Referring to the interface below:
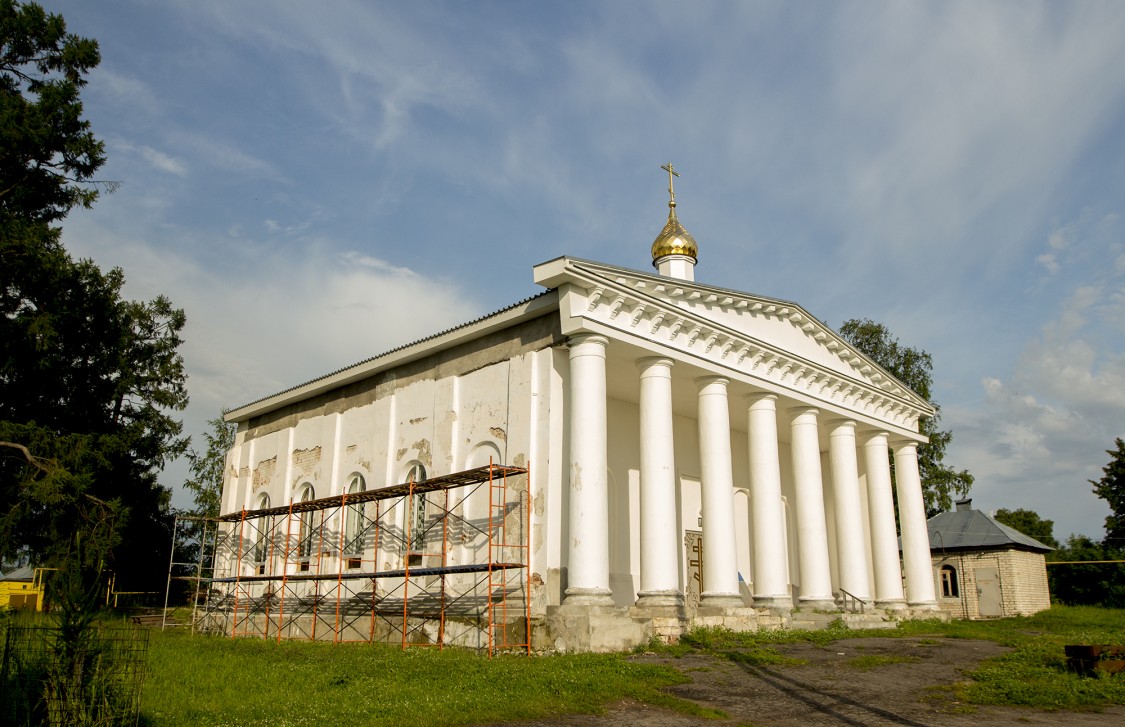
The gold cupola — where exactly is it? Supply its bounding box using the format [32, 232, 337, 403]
[651, 162, 698, 280]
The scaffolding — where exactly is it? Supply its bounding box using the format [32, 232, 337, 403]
[162, 514, 220, 631]
[190, 462, 530, 656]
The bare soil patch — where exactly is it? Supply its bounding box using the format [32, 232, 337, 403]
[490, 637, 1125, 726]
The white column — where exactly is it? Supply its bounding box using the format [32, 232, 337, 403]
[636, 357, 682, 606]
[696, 376, 742, 606]
[827, 419, 871, 602]
[893, 441, 938, 608]
[863, 432, 906, 609]
[565, 334, 613, 605]
[788, 408, 836, 609]
[746, 394, 791, 608]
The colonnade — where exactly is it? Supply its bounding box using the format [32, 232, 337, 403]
[564, 334, 937, 611]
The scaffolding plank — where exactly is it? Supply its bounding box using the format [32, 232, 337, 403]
[203, 562, 525, 584]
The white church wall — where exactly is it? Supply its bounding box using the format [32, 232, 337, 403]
[734, 488, 752, 592]
[777, 441, 800, 595]
[606, 397, 640, 607]
[821, 449, 840, 595]
[856, 462, 877, 602]
[544, 347, 569, 606]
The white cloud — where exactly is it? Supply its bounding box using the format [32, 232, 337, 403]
[169, 132, 281, 178]
[93, 68, 162, 117]
[947, 279, 1125, 538]
[139, 147, 188, 177]
[59, 210, 482, 508]
[1036, 253, 1060, 275]
[108, 139, 188, 177]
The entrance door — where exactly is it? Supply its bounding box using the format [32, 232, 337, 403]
[975, 567, 1002, 617]
[684, 531, 703, 609]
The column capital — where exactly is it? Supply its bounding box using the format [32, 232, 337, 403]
[744, 392, 778, 407]
[786, 405, 820, 419]
[889, 438, 922, 453]
[861, 430, 891, 446]
[567, 333, 609, 351]
[825, 417, 857, 433]
[636, 356, 675, 373]
[694, 375, 730, 391]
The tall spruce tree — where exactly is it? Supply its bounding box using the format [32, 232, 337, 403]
[1091, 437, 1125, 547]
[1, 1, 187, 592]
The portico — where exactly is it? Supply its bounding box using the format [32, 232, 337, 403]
[558, 323, 938, 615]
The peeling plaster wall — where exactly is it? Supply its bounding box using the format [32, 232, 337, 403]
[240, 315, 563, 439]
[218, 314, 563, 612]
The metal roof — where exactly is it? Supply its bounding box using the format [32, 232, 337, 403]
[0, 565, 35, 581]
[927, 507, 1053, 553]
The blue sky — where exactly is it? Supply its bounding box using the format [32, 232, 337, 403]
[46, 1, 1125, 541]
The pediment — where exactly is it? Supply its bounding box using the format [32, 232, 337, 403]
[534, 257, 933, 430]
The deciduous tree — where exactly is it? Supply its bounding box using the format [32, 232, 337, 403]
[839, 319, 973, 514]
[1, 2, 186, 592]
[184, 412, 236, 521]
[993, 507, 1059, 548]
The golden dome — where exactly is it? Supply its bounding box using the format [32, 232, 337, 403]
[651, 204, 698, 262]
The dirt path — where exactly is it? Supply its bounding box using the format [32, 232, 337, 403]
[492, 637, 1125, 726]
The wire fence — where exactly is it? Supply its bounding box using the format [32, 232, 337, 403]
[0, 624, 149, 727]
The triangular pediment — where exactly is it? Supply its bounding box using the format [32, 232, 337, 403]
[534, 257, 933, 430]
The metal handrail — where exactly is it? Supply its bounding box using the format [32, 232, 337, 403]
[838, 588, 868, 614]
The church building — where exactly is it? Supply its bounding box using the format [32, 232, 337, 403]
[215, 166, 940, 651]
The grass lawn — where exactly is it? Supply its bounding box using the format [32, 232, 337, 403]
[140, 629, 720, 726]
[8, 604, 1116, 724]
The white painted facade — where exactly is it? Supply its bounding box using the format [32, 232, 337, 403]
[219, 239, 941, 649]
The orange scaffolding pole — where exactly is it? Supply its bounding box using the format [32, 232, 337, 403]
[230, 510, 247, 638]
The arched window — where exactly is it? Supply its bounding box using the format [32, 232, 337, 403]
[940, 564, 959, 598]
[296, 484, 315, 567]
[343, 474, 366, 564]
[253, 493, 271, 574]
[405, 464, 426, 561]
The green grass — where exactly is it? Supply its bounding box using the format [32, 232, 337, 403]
[844, 654, 920, 670]
[892, 606, 1125, 709]
[140, 630, 724, 726]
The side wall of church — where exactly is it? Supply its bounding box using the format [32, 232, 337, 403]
[217, 314, 566, 614]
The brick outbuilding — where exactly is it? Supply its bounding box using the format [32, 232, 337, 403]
[926, 499, 1053, 619]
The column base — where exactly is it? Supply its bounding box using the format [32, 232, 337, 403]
[700, 592, 745, 608]
[564, 588, 615, 606]
[907, 600, 939, 611]
[752, 594, 793, 609]
[636, 590, 684, 607]
[797, 597, 838, 612]
[875, 598, 908, 611]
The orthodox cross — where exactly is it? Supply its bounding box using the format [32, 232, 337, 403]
[661, 162, 679, 207]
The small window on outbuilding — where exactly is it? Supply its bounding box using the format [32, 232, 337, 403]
[940, 564, 959, 598]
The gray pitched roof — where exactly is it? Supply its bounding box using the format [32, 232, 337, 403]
[0, 565, 35, 581]
[926, 508, 1053, 553]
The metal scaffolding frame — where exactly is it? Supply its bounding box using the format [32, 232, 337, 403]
[191, 462, 530, 655]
